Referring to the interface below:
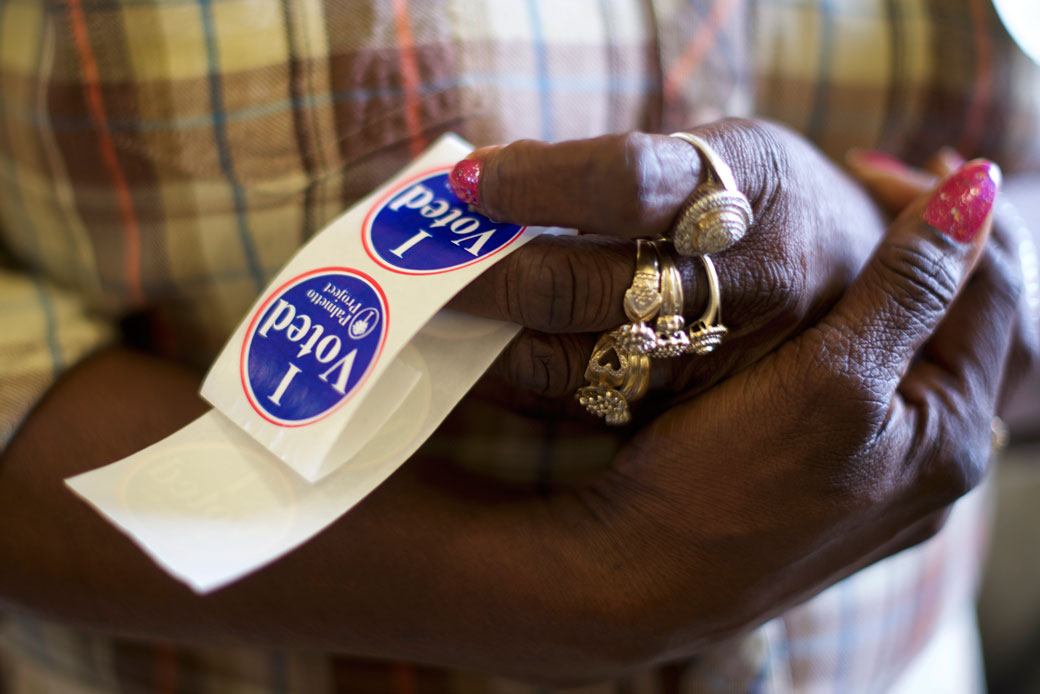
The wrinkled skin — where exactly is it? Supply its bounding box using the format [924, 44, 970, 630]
[1, 118, 1033, 685]
[452, 119, 885, 412]
[451, 118, 1034, 422]
[433, 117, 1032, 664]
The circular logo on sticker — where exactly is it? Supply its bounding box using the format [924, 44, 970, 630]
[240, 268, 388, 426]
[362, 168, 525, 274]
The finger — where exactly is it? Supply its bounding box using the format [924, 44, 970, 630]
[491, 326, 717, 402]
[992, 199, 1040, 409]
[815, 159, 1002, 394]
[452, 235, 704, 399]
[452, 222, 853, 400]
[449, 234, 635, 333]
[924, 146, 966, 178]
[845, 148, 936, 215]
[847, 147, 967, 217]
[448, 133, 703, 238]
[898, 236, 1020, 496]
[468, 371, 593, 421]
[447, 121, 784, 240]
[492, 331, 598, 398]
[452, 234, 746, 335]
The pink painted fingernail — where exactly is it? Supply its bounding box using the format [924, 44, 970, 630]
[846, 148, 909, 174]
[449, 158, 482, 205]
[923, 159, 1002, 243]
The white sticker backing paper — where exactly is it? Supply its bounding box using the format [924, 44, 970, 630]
[67, 134, 560, 593]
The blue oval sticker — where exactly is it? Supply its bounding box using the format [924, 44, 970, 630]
[240, 269, 388, 426]
[363, 169, 524, 274]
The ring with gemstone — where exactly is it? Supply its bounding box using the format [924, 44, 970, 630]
[615, 239, 663, 355]
[669, 131, 753, 256]
[650, 241, 691, 357]
[686, 254, 728, 355]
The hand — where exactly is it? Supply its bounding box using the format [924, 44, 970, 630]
[847, 146, 1040, 412]
[0, 159, 1022, 686]
[538, 156, 1018, 664]
[448, 119, 886, 413]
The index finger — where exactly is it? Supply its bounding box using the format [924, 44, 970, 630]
[813, 160, 1001, 391]
[448, 133, 703, 238]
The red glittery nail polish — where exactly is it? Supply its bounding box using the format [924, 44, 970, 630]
[449, 158, 481, 206]
[923, 159, 1002, 243]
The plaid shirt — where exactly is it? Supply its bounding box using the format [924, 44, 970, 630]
[0, 0, 1037, 691]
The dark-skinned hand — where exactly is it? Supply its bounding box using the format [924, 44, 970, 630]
[2, 119, 1032, 685]
[450, 119, 884, 414]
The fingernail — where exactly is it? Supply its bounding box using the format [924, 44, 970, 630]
[449, 158, 482, 205]
[923, 159, 1002, 243]
[846, 148, 909, 174]
[936, 146, 966, 171]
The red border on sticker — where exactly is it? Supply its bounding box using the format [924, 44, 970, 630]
[238, 266, 390, 428]
[361, 165, 527, 275]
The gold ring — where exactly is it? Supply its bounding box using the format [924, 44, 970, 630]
[686, 254, 728, 355]
[651, 241, 691, 357]
[619, 338, 651, 404]
[576, 329, 650, 425]
[616, 239, 663, 355]
[669, 132, 753, 256]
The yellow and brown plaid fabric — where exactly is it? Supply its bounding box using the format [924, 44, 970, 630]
[1, 0, 1037, 691]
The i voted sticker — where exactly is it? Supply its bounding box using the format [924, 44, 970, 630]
[363, 168, 525, 274]
[240, 268, 388, 426]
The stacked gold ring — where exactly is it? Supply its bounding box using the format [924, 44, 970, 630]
[577, 133, 745, 425]
[616, 239, 663, 355]
[686, 254, 728, 355]
[576, 329, 651, 425]
[576, 241, 730, 424]
[651, 243, 691, 357]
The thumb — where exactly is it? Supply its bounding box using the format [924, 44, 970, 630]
[845, 148, 937, 215]
[817, 159, 1002, 386]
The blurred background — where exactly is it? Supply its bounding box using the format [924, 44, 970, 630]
[977, 171, 1040, 694]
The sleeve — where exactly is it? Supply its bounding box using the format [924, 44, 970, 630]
[0, 264, 116, 451]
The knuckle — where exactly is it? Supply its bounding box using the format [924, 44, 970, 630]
[500, 332, 579, 397]
[503, 244, 602, 332]
[707, 118, 796, 202]
[875, 240, 959, 323]
[737, 256, 806, 332]
[609, 132, 664, 229]
[978, 243, 1040, 373]
[812, 323, 891, 421]
[486, 139, 541, 220]
[537, 255, 578, 332]
[910, 404, 991, 506]
[927, 435, 989, 502]
[978, 243, 1024, 315]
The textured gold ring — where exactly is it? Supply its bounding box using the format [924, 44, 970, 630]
[651, 241, 691, 357]
[616, 239, 663, 355]
[576, 329, 650, 425]
[669, 131, 753, 256]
